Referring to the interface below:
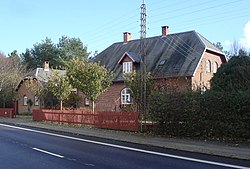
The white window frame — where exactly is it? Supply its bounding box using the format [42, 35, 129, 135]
[85, 97, 90, 106]
[121, 88, 132, 105]
[34, 95, 39, 106]
[206, 60, 211, 73]
[201, 86, 207, 94]
[213, 62, 218, 73]
[123, 62, 132, 74]
[23, 95, 28, 106]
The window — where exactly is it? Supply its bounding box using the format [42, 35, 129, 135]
[71, 88, 77, 94]
[201, 86, 207, 94]
[23, 95, 28, 106]
[85, 97, 90, 106]
[206, 60, 211, 73]
[121, 88, 132, 104]
[123, 62, 132, 74]
[213, 62, 218, 73]
[34, 95, 39, 106]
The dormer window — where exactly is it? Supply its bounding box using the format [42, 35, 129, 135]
[118, 52, 140, 75]
[123, 61, 132, 74]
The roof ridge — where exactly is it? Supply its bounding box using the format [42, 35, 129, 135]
[195, 32, 225, 55]
[113, 30, 198, 45]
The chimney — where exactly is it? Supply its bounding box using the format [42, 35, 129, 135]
[123, 32, 132, 43]
[162, 26, 169, 36]
[44, 61, 49, 71]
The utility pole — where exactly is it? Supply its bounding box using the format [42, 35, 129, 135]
[140, 0, 147, 131]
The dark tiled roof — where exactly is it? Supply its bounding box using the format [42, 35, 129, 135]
[118, 52, 141, 64]
[126, 52, 141, 63]
[92, 30, 225, 81]
[16, 68, 66, 90]
[196, 32, 224, 54]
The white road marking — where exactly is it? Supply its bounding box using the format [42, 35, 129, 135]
[33, 147, 64, 158]
[85, 163, 95, 167]
[0, 123, 249, 169]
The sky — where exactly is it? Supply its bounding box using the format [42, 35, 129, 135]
[0, 0, 250, 56]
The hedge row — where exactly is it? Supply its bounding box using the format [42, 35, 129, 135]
[148, 91, 250, 140]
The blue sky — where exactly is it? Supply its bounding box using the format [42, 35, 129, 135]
[0, 0, 250, 56]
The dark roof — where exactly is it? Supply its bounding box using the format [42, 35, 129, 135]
[118, 52, 141, 64]
[92, 30, 225, 81]
[16, 68, 66, 90]
[196, 32, 224, 55]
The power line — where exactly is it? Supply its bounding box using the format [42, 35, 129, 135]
[172, 6, 250, 27]
[89, 11, 249, 54]
[148, 0, 191, 12]
[176, 13, 250, 32]
[150, 0, 245, 25]
[149, 0, 218, 19]
[85, 0, 249, 52]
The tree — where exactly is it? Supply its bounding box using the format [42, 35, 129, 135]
[21, 36, 89, 70]
[32, 37, 60, 69]
[21, 38, 59, 70]
[213, 42, 224, 51]
[124, 71, 154, 131]
[8, 50, 21, 67]
[211, 55, 250, 93]
[0, 52, 26, 108]
[66, 58, 113, 112]
[24, 77, 45, 108]
[47, 71, 72, 110]
[124, 71, 154, 112]
[58, 36, 89, 62]
[21, 49, 34, 70]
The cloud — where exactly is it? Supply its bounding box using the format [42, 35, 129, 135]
[240, 20, 250, 49]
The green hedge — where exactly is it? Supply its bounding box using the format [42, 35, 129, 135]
[148, 91, 250, 140]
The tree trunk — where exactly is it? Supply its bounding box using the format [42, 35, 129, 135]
[60, 100, 63, 110]
[92, 101, 95, 113]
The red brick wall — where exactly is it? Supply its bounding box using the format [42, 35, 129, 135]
[95, 82, 125, 112]
[17, 80, 40, 114]
[192, 50, 224, 90]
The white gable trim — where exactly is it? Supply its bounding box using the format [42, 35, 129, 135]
[117, 52, 135, 64]
[192, 48, 206, 77]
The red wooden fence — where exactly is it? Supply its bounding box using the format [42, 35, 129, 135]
[0, 108, 14, 118]
[33, 109, 139, 131]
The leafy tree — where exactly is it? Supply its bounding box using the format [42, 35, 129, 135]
[124, 71, 154, 112]
[8, 50, 21, 67]
[213, 42, 231, 58]
[66, 58, 113, 112]
[58, 36, 89, 61]
[32, 38, 60, 68]
[21, 49, 34, 70]
[24, 77, 45, 108]
[21, 38, 59, 70]
[47, 71, 72, 110]
[21, 36, 88, 70]
[213, 42, 224, 51]
[211, 55, 250, 92]
[0, 52, 26, 107]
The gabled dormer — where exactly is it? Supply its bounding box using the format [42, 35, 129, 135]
[118, 52, 141, 74]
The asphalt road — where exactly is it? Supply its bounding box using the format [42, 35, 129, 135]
[0, 124, 249, 169]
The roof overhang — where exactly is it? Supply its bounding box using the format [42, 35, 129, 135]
[117, 52, 140, 64]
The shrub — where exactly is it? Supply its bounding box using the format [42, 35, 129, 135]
[149, 90, 250, 140]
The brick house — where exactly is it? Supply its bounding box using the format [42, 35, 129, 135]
[16, 61, 67, 114]
[16, 26, 227, 113]
[91, 26, 227, 112]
